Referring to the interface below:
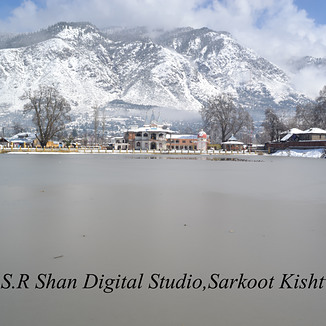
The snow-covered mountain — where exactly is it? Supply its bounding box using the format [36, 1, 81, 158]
[288, 56, 326, 72]
[0, 22, 308, 122]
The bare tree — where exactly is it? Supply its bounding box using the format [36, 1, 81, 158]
[295, 85, 326, 129]
[261, 108, 286, 142]
[71, 128, 78, 138]
[295, 103, 315, 130]
[82, 131, 88, 147]
[92, 105, 99, 145]
[22, 86, 71, 147]
[101, 108, 106, 144]
[201, 93, 253, 142]
[12, 122, 24, 134]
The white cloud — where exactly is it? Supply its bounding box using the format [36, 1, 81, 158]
[291, 66, 326, 98]
[0, 0, 325, 97]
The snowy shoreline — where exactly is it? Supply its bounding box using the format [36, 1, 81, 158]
[272, 148, 325, 159]
[2, 148, 325, 158]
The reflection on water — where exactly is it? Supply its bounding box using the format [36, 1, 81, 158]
[109, 154, 263, 162]
[0, 154, 325, 326]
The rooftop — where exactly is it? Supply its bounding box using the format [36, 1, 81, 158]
[167, 134, 197, 139]
[128, 123, 174, 133]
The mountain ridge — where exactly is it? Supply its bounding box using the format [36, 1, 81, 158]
[0, 22, 310, 123]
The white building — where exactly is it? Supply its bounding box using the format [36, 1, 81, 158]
[125, 123, 174, 150]
[109, 137, 129, 150]
[222, 134, 244, 151]
[197, 129, 208, 151]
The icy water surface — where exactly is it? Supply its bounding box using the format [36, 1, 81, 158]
[0, 153, 326, 326]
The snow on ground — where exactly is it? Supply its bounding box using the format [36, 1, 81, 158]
[272, 148, 325, 158]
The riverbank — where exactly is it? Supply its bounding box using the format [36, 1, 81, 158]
[2, 146, 325, 158]
[1, 146, 264, 156]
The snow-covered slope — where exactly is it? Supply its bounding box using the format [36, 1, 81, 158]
[0, 22, 308, 121]
[288, 56, 326, 72]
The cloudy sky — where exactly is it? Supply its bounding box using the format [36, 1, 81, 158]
[0, 0, 325, 96]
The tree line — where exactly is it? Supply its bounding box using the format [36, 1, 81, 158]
[261, 85, 326, 142]
[201, 85, 326, 144]
[21, 84, 326, 147]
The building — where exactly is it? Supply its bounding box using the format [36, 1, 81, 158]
[106, 137, 129, 150]
[124, 123, 174, 150]
[197, 129, 208, 151]
[267, 127, 326, 152]
[166, 134, 198, 150]
[222, 135, 244, 151]
[166, 130, 209, 151]
[0, 137, 8, 146]
[279, 128, 303, 142]
[9, 132, 37, 147]
[299, 128, 326, 141]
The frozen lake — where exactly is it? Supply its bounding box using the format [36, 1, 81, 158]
[0, 153, 326, 326]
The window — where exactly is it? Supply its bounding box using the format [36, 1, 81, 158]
[182, 140, 186, 143]
[176, 140, 179, 143]
[143, 133, 148, 137]
[136, 132, 142, 137]
[136, 142, 141, 147]
[150, 142, 156, 150]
